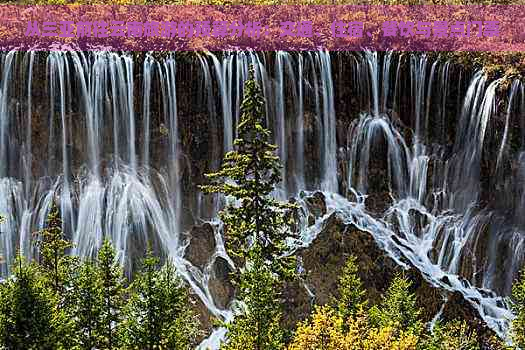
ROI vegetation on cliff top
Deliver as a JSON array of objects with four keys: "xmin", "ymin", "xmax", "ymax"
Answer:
[{"xmin": 2, "ymin": 0, "xmax": 523, "ymax": 4}]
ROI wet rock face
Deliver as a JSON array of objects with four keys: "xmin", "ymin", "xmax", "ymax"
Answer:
[
  {"xmin": 304, "ymin": 191, "xmax": 327, "ymax": 217},
  {"xmin": 192, "ymin": 297, "xmax": 215, "ymax": 344},
  {"xmin": 190, "ymin": 269, "xmax": 235, "ymax": 344},
  {"xmin": 303, "ymin": 191, "xmax": 327, "ymax": 225},
  {"xmin": 282, "ymin": 278, "xmax": 314, "ymax": 331},
  {"xmin": 296, "ymin": 212, "xmax": 401, "ymax": 308},
  {"xmin": 184, "ymin": 223, "xmax": 216, "ymax": 269},
  {"xmin": 184, "ymin": 224, "xmax": 235, "ymax": 341},
  {"xmin": 209, "ymin": 256, "xmax": 235, "ymax": 310},
  {"xmin": 183, "ymin": 223, "xmax": 217, "ymax": 342},
  {"xmin": 441, "ymin": 291, "xmax": 497, "ymax": 348}
]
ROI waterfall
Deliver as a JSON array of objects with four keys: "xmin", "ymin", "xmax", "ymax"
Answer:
[
  {"xmin": 0, "ymin": 52, "xmax": 15, "ymax": 179},
  {"xmin": 159, "ymin": 55, "xmax": 181, "ymax": 240},
  {"xmin": 318, "ymin": 51, "xmax": 337, "ymax": 193},
  {"xmin": 142, "ymin": 54, "xmax": 154, "ymax": 174},
  {"xmin": 1, "ymin": 50, "xmax": 525, "ymax": 346},
  {"xmin": 209, "ymin": 52, "xmax": 233, "ymax": 153},
  {"xmin": 410, "ymin": 53, "xmax": 428, "ymax": 141},
  {"xmin": 447, "ymin": 73, "xmax": 495, "ymax": 213},
  {"xmin": 274, "ymin": 51, "xmax": 291, "ymax": 195},
  {"xmin": 197, "ymin": 53, "xmax": 221, "ymax": 218},
  {"xmin": 295, "ymin": 54, "xmax": 305, "ymax": 192}
]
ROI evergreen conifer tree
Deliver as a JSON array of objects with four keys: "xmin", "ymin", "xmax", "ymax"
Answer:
[
  {"xmin": 35, "ymin": 204, "xmax": 78, "ymax": 349},
  {"xmin": 0, "ymin": 256, "xmax": 56, "ymax": 350},
  {"xmin": 201, "ymin": 67, "xmax": 297, "ymax": 350},
  {"xmin": 35, "ymin": 204, "xmax": 76, "ymax": 294},
  {"xmin": 369, "ymin": 274, "xmax": 423, "ymax": 333},
  {"xmin": 97, "ymin": 239, "xmax": 125, "ymax": 349},
  {"xmin": 120, "ymin": 253, "xmax": 200, "ymax": 349},
  {"xmin": 223, "ymin": 249, "xmax": 285, "ymax": 350},
  {"xmin": 200, "ymin": 66, "xmax": 297, "ymax": 280},
  {"xmin": 333, "ymin": 255, "xmax": 367, "ymax": 321},
  {"xmin": 68, "ymin": 260, "xmax": 105, "ymax": 349}
]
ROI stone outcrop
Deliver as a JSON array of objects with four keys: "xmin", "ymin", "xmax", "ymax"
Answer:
[
  {"xmin": 303, "ymin": 190, "xmax": 328, "ymax": 225},
  {"xmin": 209, "ymin": 256, "xmax": 235, "ymax": 310},
  {"xmin": 285, "ymin": 192, "xmax": 497, "ymax": 346},
  {"xmin": 184, "ymin": 223, "xmax": 219, "ymax": 342},
  {"xmin": 184, "ymin": 223, "xmax": 236, "ymax": 344},
  {"xmin": 185, "ymin": 223, "xmax": 216, "ymax": 269},
  {"xmin": 192, "ymin": 298, "xmax": 216, "ymax": 344},
  {"xmin": 441, "ymin": 292, "xmax": 500, "ymax": 347},
  {"xmin": 189, "ymin": 191, "xmax": 498, "ymax": 347}
]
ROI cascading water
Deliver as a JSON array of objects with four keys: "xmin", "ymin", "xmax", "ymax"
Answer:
[
  {"xmin": 0, "ymin": 50, "xmax": 524, "ymax": 347},
  {"xmin": 342, "ymin": 53, "xmax": 520, "ymax": 338}
]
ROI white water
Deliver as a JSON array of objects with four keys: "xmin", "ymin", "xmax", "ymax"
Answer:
[{"xmin": 294, "ymin": 191, "xmax": 513, "ymax": 339}]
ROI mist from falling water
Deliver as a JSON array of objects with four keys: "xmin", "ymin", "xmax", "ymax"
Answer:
[{"xmin": 0, "ymin": 50, "xmax": 524, "ymax": 348}]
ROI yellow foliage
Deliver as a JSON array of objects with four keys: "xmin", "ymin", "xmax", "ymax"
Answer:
[
  {"xmin": 288, "ymin": 307, "xmax": 420, "ymax": 350},
  {"xmin": 288, "ymin": 306, "xmax": 351, "ymax": 350},
  {"xmin": 363, "ymin": 326, "xmax": 418, "ymax": 350}
]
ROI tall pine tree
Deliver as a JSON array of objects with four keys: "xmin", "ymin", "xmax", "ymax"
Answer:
[
  {"xmin": 97, "ymin": 239, "xmax": 125, "ymax": 349},
  {"xmin": 67, "ymin": 261, "xmax": 105, "ymax": 349},
  {"xmin": 222, "ymin": 249, "xmax": 286, "ymax": 350},
  {"xmin": 200, "ymin": 65, "xmax": 297, "ymax": 279},
  {"xmin": 333, "ymin": 255, "xmax": 367, "ymax": 322},
  {"xmin": 35, "ymin": 204, "xmax": 76, "ymax": 294},
  {"xmin": 35, "ymin": 204, "xmax": 78, "ymax": 349},
  {"xmin": 369, "ymin": 274, "xmax": 423, "ymax": 334},
  {"xmin": 201, "ymin": 66, "xmax": 297, "ymax": 350}
]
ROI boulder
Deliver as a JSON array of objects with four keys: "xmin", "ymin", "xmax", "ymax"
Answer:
[
  {"xmin": 208, "ymin": 256, "xmax": 235, "ymax": 310},
  {"xmin": 191, "ymin": 296, "xmax": 215, "ymax": 344},
  {"xmin": 282, "ymin": 278, "xmax": 313, "ymax": 330},
  {"xmin": 304, "ymin": 191, "xmax": 327, "ymax": 225},
  {"xmin": 296, "ymin": 213, "xmax": 401, "ymax": 308},
  {"xmin": 185, "ymin": 223, "xmax": 216, "ymax": 269},
  {"xmin": 441, "ymin": 291, "xmax": 498, "ymax": 348},
  {"xmin": 189, "ymin": 256, "xmax": 235, "ymax": 344}
]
